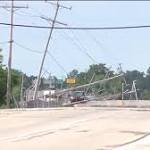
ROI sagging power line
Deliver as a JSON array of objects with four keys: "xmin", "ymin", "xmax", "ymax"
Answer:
[
  {"xmin": 47, "ymin": 52, "xmax": 68, "ymax": 75},
  {"xmin": 1, "ymin": 22, "xmax": 150, "ymax": 30},
  {"xmin": 60, "ymin": 30, "xmax": 97, "ymax": 63},
  {"xmin": 70, "ymin": 30, "xmax": 98, "ymax": 63},
  {"xmin": 14, "ymin": 41, "xmax": 68, "ymax": 75}
]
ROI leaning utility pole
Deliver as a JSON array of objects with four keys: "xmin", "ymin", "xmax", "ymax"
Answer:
[
  {"xmin": 133, "ymin": 80, "xmax": 138, "ymax": 100},
  {"xmin": 0, "ymin": 1, "xmax": 28, "ymax": 108},
  {"xmin": 33, "ymin": 1, "xmax": 60, "ymax": 101},
  {"xmin": 129, "ymin": 80, "xmax": 138, "ymax": 100},
  {"xmin": 85, "ymin": 73, "xmax": 95, "ymax": 95}
]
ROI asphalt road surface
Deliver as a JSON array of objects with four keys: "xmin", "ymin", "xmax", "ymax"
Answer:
[{"xmin": 0, "ymin": 107, "xmax": 150, "ymax": 150}]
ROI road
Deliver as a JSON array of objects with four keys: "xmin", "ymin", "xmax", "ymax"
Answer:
[{"xmin": 0, "ymin": 107, "xmax": 150, "ymax": 150}]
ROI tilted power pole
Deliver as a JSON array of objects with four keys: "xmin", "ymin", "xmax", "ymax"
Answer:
[
  {"xmin": 33, "ymin": 1, "xmax": 60, "ymax": 101},
  {"xmin": 132, "ymin": 80, "xmax": 138, "ymax": 100}
]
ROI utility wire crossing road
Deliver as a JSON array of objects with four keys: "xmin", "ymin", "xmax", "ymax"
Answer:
[{"xmin": 1, "ymin": 22, "xmax": 150, "ymax": 30}]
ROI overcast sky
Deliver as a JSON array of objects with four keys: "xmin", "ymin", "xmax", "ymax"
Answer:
[{"xmin": 0, "ymin": 1, "xmax": 150, "ymax": 78}]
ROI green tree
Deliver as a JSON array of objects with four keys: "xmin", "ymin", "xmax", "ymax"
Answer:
[
  {"xmin": 68, "ymin": 69, "xmax": 79, "ymax": 78},
  {"xmin": 0, "ymin": 49, "xmax": 3, "ymax": 65},
  {"xmin": 0, "ymin": 67, "xmax": 7, "ymax": 106},
  {"xmin": 143, "ymin": 90, "xmax": 150, "ymax": 100},
  {"xmin": 11, "ymin": 70, "xmax": 22, "ymax": 104},
  {"xmin": 0, "ymin": 49, "xmax": 23, "ymax": 107},
  {"xmin": 0, "ymin": 49, "xmax": 7, "ymax": 106}
]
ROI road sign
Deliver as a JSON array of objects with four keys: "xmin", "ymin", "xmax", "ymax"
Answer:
[{"xmin": 66, "ymin": 78, "xmax": 76, "ymax": 84}]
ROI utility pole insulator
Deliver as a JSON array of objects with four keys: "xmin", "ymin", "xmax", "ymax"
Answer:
[
  {"xmin": 40, "ymin": 16, "xmax": 67, "ymax": 26},
  {"xmin": 46, "ymin": 1, "xmax": 72, "ymax": 10}
]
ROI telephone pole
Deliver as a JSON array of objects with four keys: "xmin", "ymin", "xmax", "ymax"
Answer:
[
  {"xmin": 0, "ymin": 0, "xmax": 28, "ymax": 108},
  {"xmin": 33, "ymin": 1, "xmax": 60, "ymax": 101},
  {"xmin": 20, "ymin": 73, "xmax": 24, "ymax": 108},
  {"xmin": 33, "ymin": 1, "xmax": 71, "ymax": 102},
  {"xmin": 122, "ymin": 82, "xmax": 124, "ymax": 100},
  {"xmin": 6, "ymin": 0, "xmax": 14, "ymax": 108}
]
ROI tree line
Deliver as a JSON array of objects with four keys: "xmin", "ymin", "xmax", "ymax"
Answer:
[{"xmin": 1, "ymin": 49, "xmax": 150, "ymax": 107}]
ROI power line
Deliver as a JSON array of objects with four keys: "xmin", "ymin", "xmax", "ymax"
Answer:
[
  {"xmin": 83, "ymin": 30, "xmax": 121, "ymax": 63},
  {"xmin": 47, "ymin": 51, "xmax": 68, "ymax": 75},
  {"xmin": 1, "ymin": 22, "xmax": 150, "ymax": 30},
  {"xmin": 0, "ymin": 41, "xmax": 10, "ymax": 44},
  {"xmin": 70, "ymin": 30, "xmax": 97, "ymax": 63},
  {"xmin": 28, "ymin": 6, "xmax": 48, "ymax": 18},
  {"xmin": 60, "ymin": 30, "xmax": 97, "ymax": 63},
  {"xmin": 14, "ymin": 41, "xmax": 68, "ymax": 74},
  {"xmin": 14, "ymin": 10, "xmax": 40, "ymax": 18},
  {"xmin": 14, "ymin": 41, "xmax": 43, "ymax": 54},
  {"xmin": 84, "ymin": 31, "xmax": 106, "ymax": 51}
]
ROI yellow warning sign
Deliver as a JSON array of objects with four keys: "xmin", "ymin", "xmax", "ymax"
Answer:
[{"xmin": 66, "ymin": 78, "xmax": 76, "ymax": 84}]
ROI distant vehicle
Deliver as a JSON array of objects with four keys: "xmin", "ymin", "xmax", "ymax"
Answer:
[
  {"xmin": 43, "ymin": 88, "xmax": 57, "ymax": 101},
  {"xmin": 69, "ymin": 91, "xmax": 86, "ymax": 103}
]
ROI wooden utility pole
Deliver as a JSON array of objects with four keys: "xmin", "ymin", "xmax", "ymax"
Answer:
[
  {"xmin": 0, "ymin": 1, "xmax": 28, "ymax": 108},
  {"xmin": 33, "ymin": 1, "xmax": 60, "ymax": 101},
  {"xmin": 122, "ymin": 83, "xmax": 124, "ymax": 100},
  {"xmin": 33, "ymin": 1, "xmax": 71, "ymax": 103},
  {"xmin": 6, "ymin": 0, "xmax": 14, "ymax": 108},
  {"xmin": 20, "ymin": 73, "xmax": 24, "ymax": 108}
]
